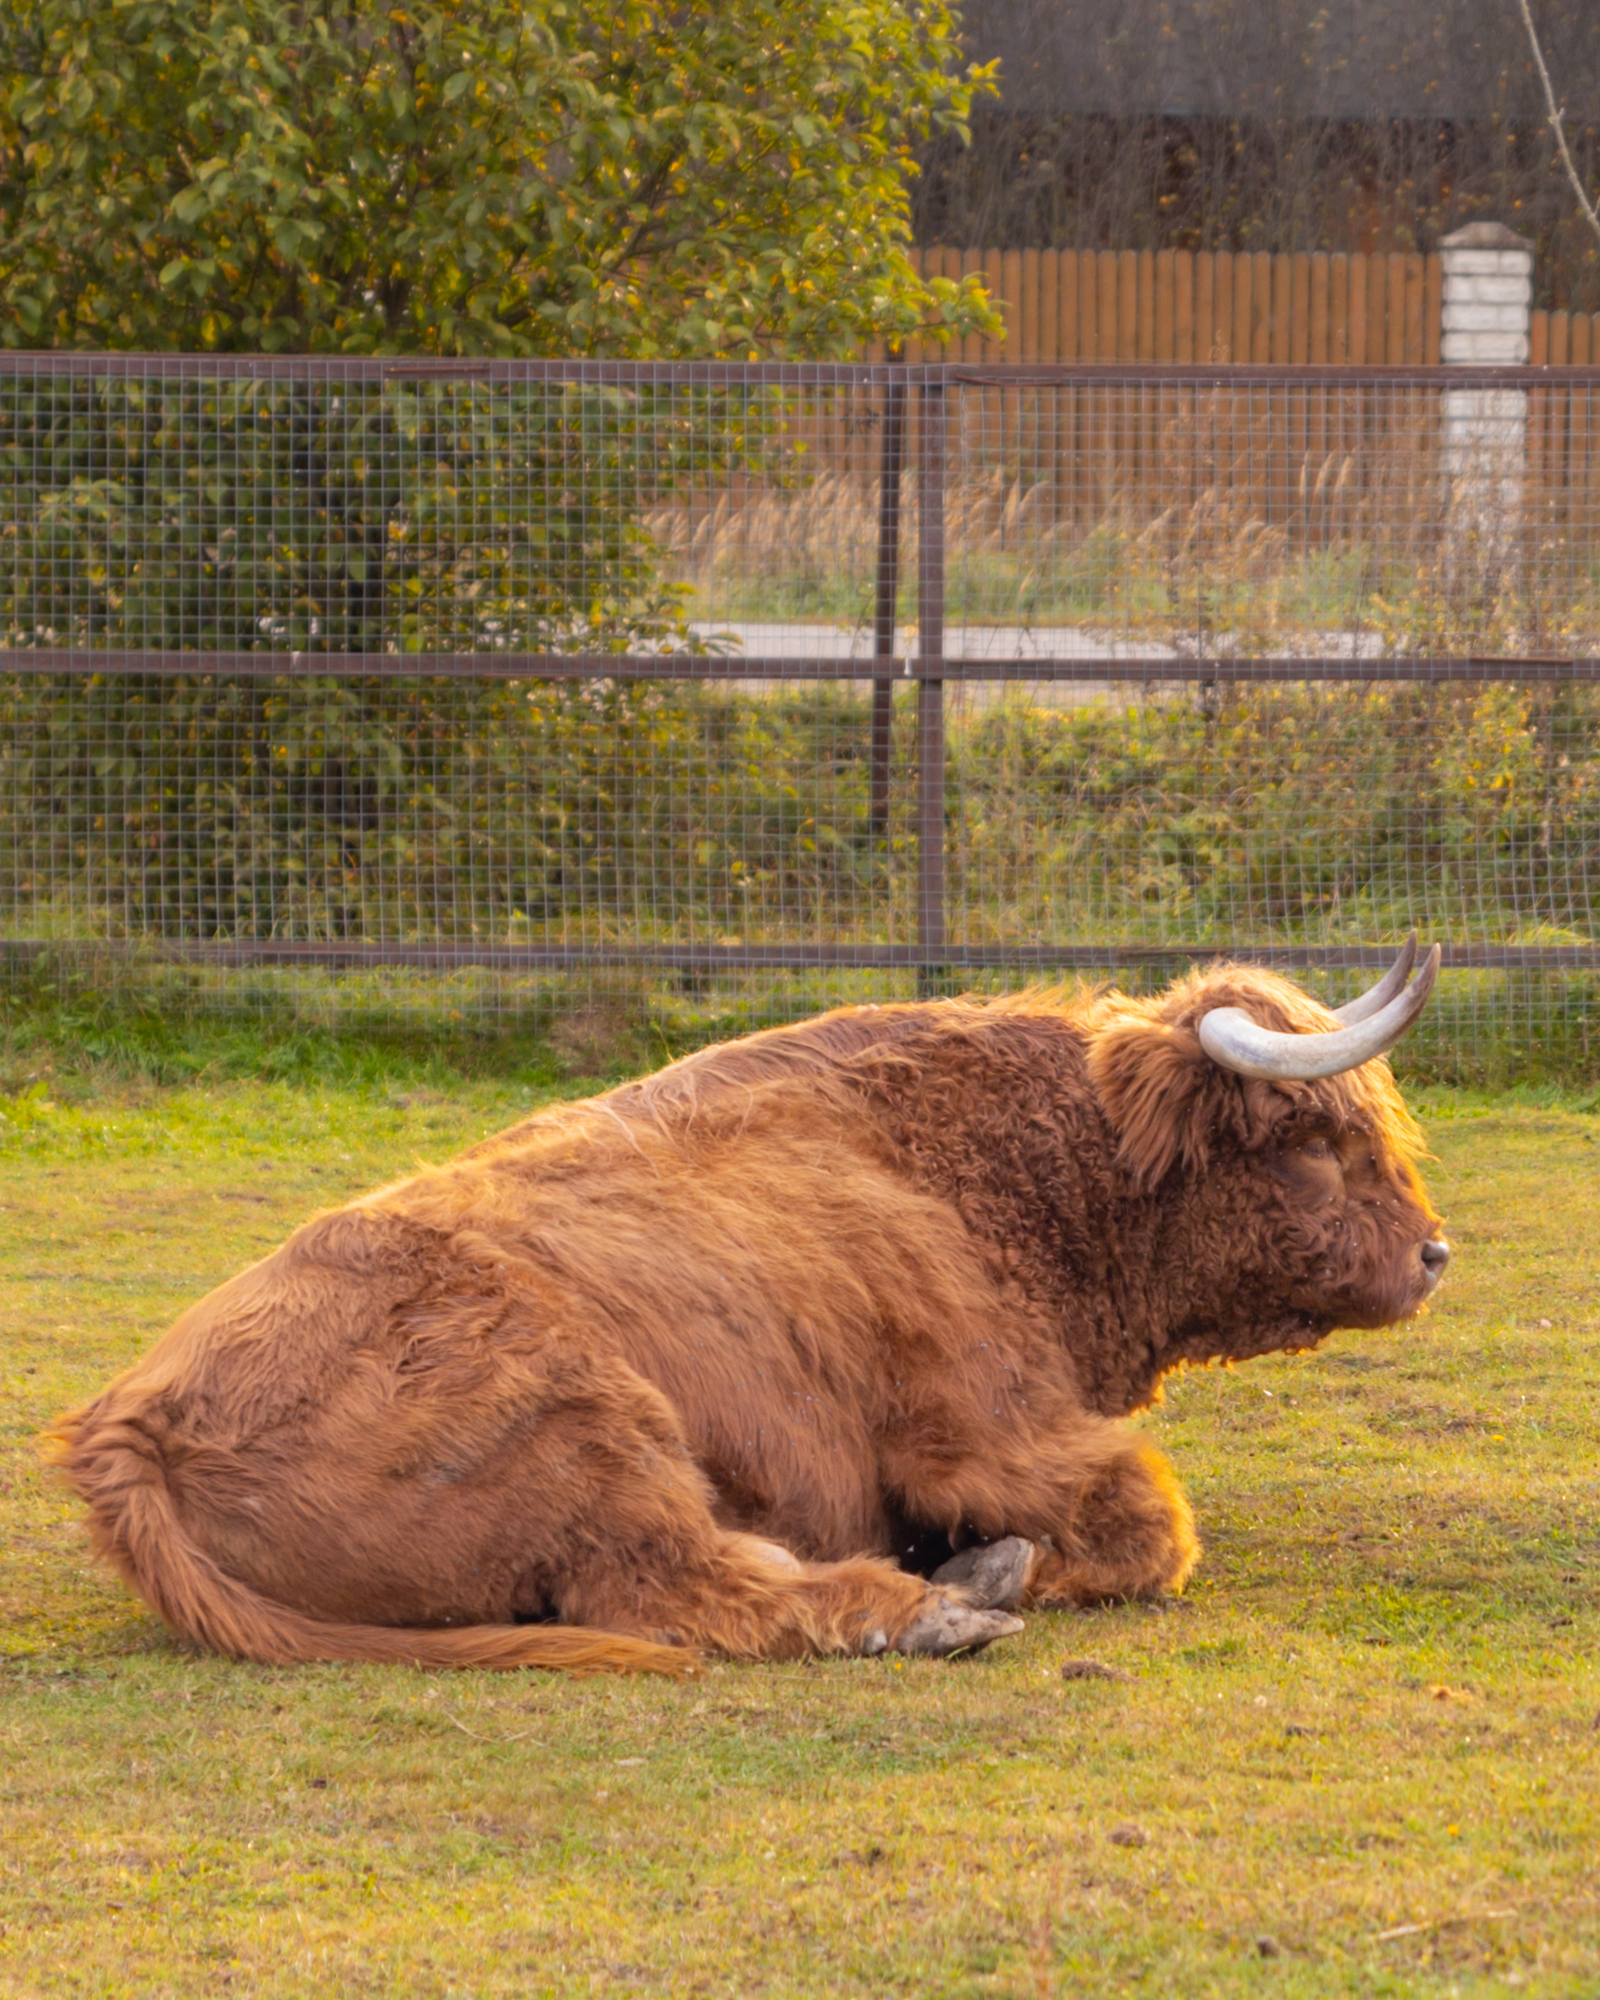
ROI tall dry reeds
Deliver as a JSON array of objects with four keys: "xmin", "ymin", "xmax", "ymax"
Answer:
[{"xmin": 655, "ymin": 382, "xmax": 1600, "ymax": 655}]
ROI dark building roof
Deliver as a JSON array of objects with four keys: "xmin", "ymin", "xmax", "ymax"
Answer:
[{"xmin": 962, "ymin": 0, "xmax": 1600, "ymax": 123}]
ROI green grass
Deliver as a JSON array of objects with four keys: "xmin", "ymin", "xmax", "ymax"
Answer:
[{"xmin": 1, "ymin": 1051, "xmax": 1597, "ymax": 1997}]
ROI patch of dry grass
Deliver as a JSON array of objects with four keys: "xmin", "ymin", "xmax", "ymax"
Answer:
[
  {"xmin": 658, "ymin": 442, "xmax": 1600, "ymax": 654},
  {"xmin": 0, "ymin": 1077, "xmax": 1596, "ymax": 1996}
]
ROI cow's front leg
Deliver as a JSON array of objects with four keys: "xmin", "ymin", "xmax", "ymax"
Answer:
[
  {"xmin": 883, "ymin": 1414, "xmax": 1199, "ymax": 1608},
  {"xmin": 1016, "ymin": 1437, "xmax": 1198, "ymax": 1606},
  {"xmin": 523, "ymin": 1362, "xmax": 1022, "ymax": 1661}
]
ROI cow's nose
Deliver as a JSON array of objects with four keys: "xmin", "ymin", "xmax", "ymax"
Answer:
[{"xmin": 1420, "ymin": 1239, "xmax": 1451, "ymax": 1284}]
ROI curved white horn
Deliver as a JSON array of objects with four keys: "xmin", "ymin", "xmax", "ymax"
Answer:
[
  {"xmin": 1334, "ymin": 933, "xmax": 1417, "ymax": 1024},
  {"xmin": 1198, "ymin": 945, "xmax": 1441, "ymax": 1081}
]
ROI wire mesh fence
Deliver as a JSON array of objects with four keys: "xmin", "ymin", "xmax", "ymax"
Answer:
[{"xmin": 4, "ymin": 354, "xmax": 1600, "ymax": 1079}]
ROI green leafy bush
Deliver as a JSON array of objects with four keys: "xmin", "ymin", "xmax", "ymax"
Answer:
[
  {"xmin": 948, "ymin": 680, "xmax": 1600, "ymax": 948},
  {"xmin": 0, "ymin": 374, "xmax": 763, "ymax": 654},
  {"xmin": 0, "ymin": 0, "xmax": 993, "ymax": 358},
  {"xmin": 4, "ymin": 674, "xmax": 1600, "ymax": 954},
  {"xmin": 0, "ymin": 674, "xmax": 901, "ymax": 942}
]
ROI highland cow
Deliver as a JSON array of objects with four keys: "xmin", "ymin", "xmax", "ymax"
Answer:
[{"xmin": 48, "ymin": 945, "xmax": 1449, "ymax": 1674}]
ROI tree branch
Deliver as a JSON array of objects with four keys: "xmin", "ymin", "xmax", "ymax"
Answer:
[{"xmin": 1514, "ymin": 0, "xmax": 1600, "ymax": 247}]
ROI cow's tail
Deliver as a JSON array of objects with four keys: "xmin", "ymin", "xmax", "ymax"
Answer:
[{"xmin": 42, "ymin": 1410, "xmax": 694, "ymax": 1678}]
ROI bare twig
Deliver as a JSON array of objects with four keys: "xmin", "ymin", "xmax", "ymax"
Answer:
[
  {"xmin": 1514, "ymin": 0, "xmax": 1600, "ymax": 246},
  {"xmin": 1373, "ymin": 1909, "xmax": 1514, "ymax": 1944},
  {"xmin": 440, "ymin": 1710, "xmax": 544, "ymax": 1746}
]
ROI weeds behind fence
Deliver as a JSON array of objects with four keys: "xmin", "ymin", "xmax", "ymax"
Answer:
[{"xmin": 4, "ymin": 357, "xmax": 1600, "ymax": 1082}]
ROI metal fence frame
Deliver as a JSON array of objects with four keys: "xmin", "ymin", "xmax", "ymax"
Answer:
[{"xmin": 6, "ymin": 352, "xmax": 1600, "ymax": 987}]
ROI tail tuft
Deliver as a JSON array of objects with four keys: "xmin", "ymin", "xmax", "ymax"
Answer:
[{"xmin": 42, "ymin": 1407, "xmax": 695, "ymax": 1678}]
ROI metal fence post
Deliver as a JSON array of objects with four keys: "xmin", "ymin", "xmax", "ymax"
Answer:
[
  {"xmin": 869, "ymin": 360, "xmax": 907, "ymax": 836},
  {"xmin": 917, "ymin": 378, "xmax": 948, "ymax": 989}
]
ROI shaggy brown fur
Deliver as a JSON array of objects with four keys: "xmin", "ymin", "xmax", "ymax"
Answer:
[{"xmin": 46, "ymin": 966, "xmax": 1445, "ymax": 1673}]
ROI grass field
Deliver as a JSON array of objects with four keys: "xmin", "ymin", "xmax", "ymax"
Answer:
[{"xmin": 1, "ymin": 1038, "xmax": 1597, "ymax": 1998}]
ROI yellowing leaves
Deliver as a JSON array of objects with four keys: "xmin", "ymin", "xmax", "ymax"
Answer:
[{"xmin": 1, "ymin": 0, "xmax": 998, "ymax": 358}]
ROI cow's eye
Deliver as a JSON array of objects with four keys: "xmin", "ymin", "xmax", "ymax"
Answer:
[{"xmin": 1301, "ymin": 1138, "xmax": 1333, "ymax": 1160}]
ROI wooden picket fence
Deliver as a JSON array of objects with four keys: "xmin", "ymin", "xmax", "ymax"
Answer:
[
  {"xmin": 873, "ymin": 246, "xmax": 1599, "ymax": 368},
  {"xmin": 1535, "ymin": 307, "xmax": 1600, "ymax": 366}
]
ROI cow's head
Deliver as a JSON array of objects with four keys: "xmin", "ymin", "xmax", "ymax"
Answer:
[{"xmin": 1086, "ymin": 940, "xmax": 1448, "ymax": 1360}]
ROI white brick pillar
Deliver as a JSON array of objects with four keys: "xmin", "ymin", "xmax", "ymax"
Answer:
[{"xmin": 1440, "ymin": 223, "xmax": 1534, "ymax": 590}]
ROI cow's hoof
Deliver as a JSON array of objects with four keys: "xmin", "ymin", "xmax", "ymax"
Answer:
[
  {"xmin": 894, "ymin": 1595, "xmax": 1025, "ymax": 1659},
  {"xmin": 930, "ymin": 1537, "xmax": 1035, "ymax": 1612}
]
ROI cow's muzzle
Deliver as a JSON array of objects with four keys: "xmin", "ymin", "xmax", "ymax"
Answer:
[{"xmin": 1419, "ymin": 1238, "xmax": 1451, "ymax": 1290}]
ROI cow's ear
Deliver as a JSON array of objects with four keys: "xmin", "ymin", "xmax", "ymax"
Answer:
[
  {"xmin": 1089, "ymin": 1012, "xmax": 1299, "ymax": 1186},
  {"xmin": 1086, "ymin": 1014, "xmax": 1214, "ymax": 1187}
]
